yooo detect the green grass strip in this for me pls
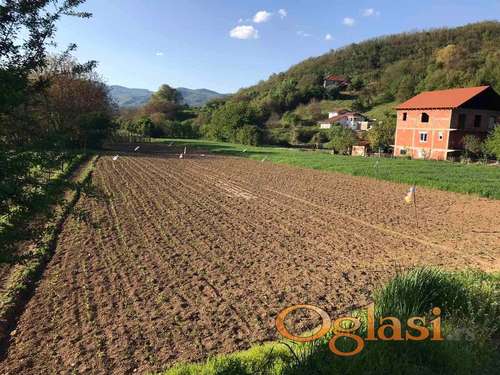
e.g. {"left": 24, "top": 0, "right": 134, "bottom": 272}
{"left": 0, "top": 155, "right": 99, "bottom": 346}
{"left": 154, "top": 138, "right": 500, "bottom": 199}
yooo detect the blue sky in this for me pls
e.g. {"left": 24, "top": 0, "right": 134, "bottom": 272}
{"left": 53, "top": 0, "right": 500, "bottom": 93}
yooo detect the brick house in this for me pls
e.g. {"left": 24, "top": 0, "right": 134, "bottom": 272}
{"left": 393, "top": 86, "right": 500, "bottom": 160}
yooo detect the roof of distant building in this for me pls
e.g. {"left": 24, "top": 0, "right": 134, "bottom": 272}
{"left": 396, "top": 86, "right": 491, "bottom": 110}
{"left": 324, "top": 74, "right": 349, "bottom": 82}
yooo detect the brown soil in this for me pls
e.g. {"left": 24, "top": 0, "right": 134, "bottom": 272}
{"left": 1, "top": 148, "right": 499, "bottom": 374}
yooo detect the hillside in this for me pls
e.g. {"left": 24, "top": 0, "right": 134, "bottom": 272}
{"left": 109, "top": 85, "right": 153, "bottom": 107}
{"left": 177, "top": 87, "right": 227, "bottom": 107}
{"left": 200, "top": 21, "right": 500, "bottom": 146}
{"left": 109, "top": 85, "right": 226, "bottom": 108}
{"left": 238, "top": 21, "right": 500, "bottom": 103}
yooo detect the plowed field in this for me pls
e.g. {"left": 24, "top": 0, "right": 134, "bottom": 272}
{"left": 2, "top": 147, "right": 499, "bottom": 374}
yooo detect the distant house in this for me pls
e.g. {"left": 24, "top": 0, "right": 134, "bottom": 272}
{"left": 319, "top": 111, "right": 371, "bottom": 131}
{"left": 323, "top": 74, "right": 350, "bottom": 89}
{"left": 394, "top": 86, "right": 500, "bottom": 160}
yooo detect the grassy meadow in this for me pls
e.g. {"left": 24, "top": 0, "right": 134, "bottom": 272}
{"left": 155, "top": 139, "right": 500, "bottom": 199}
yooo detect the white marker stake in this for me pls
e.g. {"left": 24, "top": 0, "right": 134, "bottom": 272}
{"left": 183, "top": 146, "right": 187, "bottom": 155}
{"left": 242, "top": 149, "right": 247, "bottom": 153}
{"left": 134, "top": 146, "right": 140, "bottom": 152}
{"left": 179, "top": 153, "right": 183, "bottom": 159}
{"left": 261, "top": 156, "right": 267, "bottom": 162}
{"left": 112, "top": 155, "right": 119, "bottom": 161}
{"left": 168, "top": 142, "right": 174, "bottom": 147}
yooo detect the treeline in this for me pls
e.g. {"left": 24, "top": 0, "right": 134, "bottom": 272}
{"left": 116, "top": 84, "right": 199, "bottom": 139}
{"left": 196, "top": 21, "right": 500, "bottom": 147}
{"left": 0, "top": 1, "right": 115, "bottom": 237}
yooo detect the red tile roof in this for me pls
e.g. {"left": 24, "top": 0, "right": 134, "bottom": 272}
{"left": 324, "top": 74, "right": 349, "bottom": 82}
{"left": 396, "top": 86, "right": 490, "bottom": 110}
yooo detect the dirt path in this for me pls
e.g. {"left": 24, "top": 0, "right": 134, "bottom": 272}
{"left": 1, "top": 152, "right": 499, "bottom": 374}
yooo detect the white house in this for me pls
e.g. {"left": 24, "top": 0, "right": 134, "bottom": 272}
{"left": 319, "top": 112, "right": 371, "bottom": 130}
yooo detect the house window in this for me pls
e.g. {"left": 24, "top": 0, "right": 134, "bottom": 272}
{"left": 400, "top": 148, "right": 407, "bottom": 155}
{"left": 402, "top": 112, "right": 408, "bottom": 121}
{"left": 419, "top": 132, "right": 428, "bottom": 142}
{"left": 458, "top": 114, "right": 466, "bottom": 129}
{"left": 438, "top": 131, "right": 444, "bottom": 141}
{"left": 421, "top": 113, "right": 429, "bottom": 123}
{"left": 474, "top": 115, "right": 482, "bottom": 128}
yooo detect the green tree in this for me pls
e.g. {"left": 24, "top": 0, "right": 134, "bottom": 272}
{"left": 208, "top": 101, "right": 259, "bottom": 142}
{"left": 0, "top": 1, "right": 90, "bottom": 206}
{"left": 463, "top": 135, "right": 484, "bottom": 159}
{"left": 153, "top": 84, "right": 182, "bottom": 104}
{"left": 1, "top": 0, "right": 91, "bottom": 145}
{"left": 142, "top": 85, "right": 182, "bottom": 121}
{"left": 367, "top": 112, "right": 397, "bottom": 151}
{"left": 234, "top": 125, "right": 262, "bottom": 145}
{"left": 310, "top": 131, "right": 328, "bottom": 148}
{"left": 281, "top": 111, "right": 302, "bottom": 127}
{"left": 484, "top": 127, "right": 500, "bottom": 158}
{"left": 137, "top": 117, "right": 154, "bottom": 137}
{"left": 77, "top": 112, "right": 116, "bottom": 150}
{"left": 327, "top": 126, "right": 356, "bottom": 154}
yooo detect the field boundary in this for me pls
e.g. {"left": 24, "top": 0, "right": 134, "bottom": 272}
{"left": 153, "top": 139, "right": 500, "bottom": 200}
{"left": 0, "top": 155, "right": 99, "bottom": 354}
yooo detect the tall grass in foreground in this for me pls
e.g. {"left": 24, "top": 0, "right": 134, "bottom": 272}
{"left": 163, "top": 268, "right": 500, "bottom": 375}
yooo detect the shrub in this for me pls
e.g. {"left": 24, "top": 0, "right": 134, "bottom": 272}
{"left": 233, "top": 125, "right": 262, "bottom": 146}
{"left": 264, "top": 129, "right": 290, "bottom": 146}
{"left": 485, "top": 126, "right": 500, "bottom": 158}
{"left": 290, "top": 127, "right": 317, "bottom": 145}
{"left": 326, "top": 126, "right": 356, "bottom": 154}
{"left": 463, "top": 134, "right": 484, "bottom": 159}
{"left": 310, "top": 132, "right": 328, "bottom": 146}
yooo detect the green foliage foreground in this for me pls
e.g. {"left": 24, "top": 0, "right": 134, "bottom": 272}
{"left": 155, "top": 139, "right": 500, "bottom": 199}
{"left": 162, "top": 268, "right": 500, "bottom": 375}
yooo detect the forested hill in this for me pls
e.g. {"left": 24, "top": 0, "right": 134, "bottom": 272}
{"left": 236, "top": 21, "right": 500, "bottom": 106}
{"left": 198, "top": 21, "right": 500, "bottom": 146}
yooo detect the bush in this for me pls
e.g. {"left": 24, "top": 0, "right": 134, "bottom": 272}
{"left": 373, "top": 268, "right": 499, "bottom": 325}
{"left": 310, "top": 132, "right": 328, "bottom": 146}
{"left": 463, "top": 134, "right": 484, "bottom": 159}
{"left": 485, "top": 126, "right": 500, "bottom": 158}
{"left": 232, "top": 125, "right": 262, "bottom": 146}
{"left": 264, "top": 129, "right": 290, "bottom": 146}
{"left": 290, "top": 127, "right": 317, "bottom": 145}
{"left": 326, "top": 126, "right": 356, "bottom": 154}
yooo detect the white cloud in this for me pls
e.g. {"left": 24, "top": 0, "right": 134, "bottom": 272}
{"left": 362, "top": 8, "right": 380, "bottom": 17}
{"left": 278, "top": 9, "right": 287, "bottom": 19}
{"left": 325, "top": 33, "right": 333, "bottom": 41}
{"left": 155, "top": 51, "right": 164, "bottom": 56}
{"left": 253, "top": 10, "right": 272, "bottom": 23}
{"left": 343, "top": 17, "right": 355, "bottom": 26}
{"left": 297, "top": 30, "right": 312, "bottom": 38}
{"left": 230, "top": 25, "right": 259, "bottom": 40}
